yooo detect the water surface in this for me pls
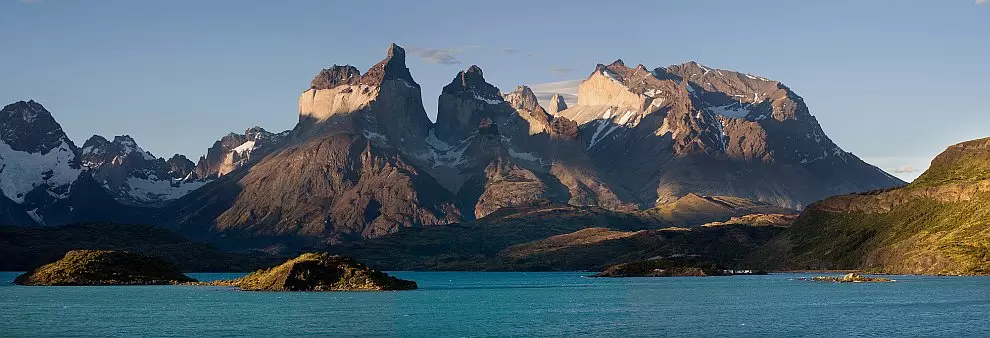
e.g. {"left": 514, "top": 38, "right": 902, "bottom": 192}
{"left": 1, "top": 272, "right": 988, "bottom": 336}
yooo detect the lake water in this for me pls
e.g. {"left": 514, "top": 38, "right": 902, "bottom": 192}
{"left": 1, "top": 271, "right": 988, "bottom": 337}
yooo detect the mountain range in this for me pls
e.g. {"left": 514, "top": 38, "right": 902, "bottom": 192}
{"left": 0, "top": 43, "right": 902, "bottom": 253}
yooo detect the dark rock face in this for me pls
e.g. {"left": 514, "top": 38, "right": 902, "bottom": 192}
{"left": 359, "top": 43, "right": 416, "bottom": 86}
{"left": 549, "top": 117, "right": 579, "bottom": 140}
{"left": 229, "top": 253, "right": 416, "bottom": 291}
{"left": 166, "top": 154, "right": 196, "bottom": 179}
{"left": 13, "top": 250, "right": 196, "bottom": 286}
{"left": 0, "top": 101, "right": 76, "bottom": 154}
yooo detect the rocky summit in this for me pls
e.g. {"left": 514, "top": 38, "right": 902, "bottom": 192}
{"left": 14, "top": 250, "right": 196, "bottom": 286}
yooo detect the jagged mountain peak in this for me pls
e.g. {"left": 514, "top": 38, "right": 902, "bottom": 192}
{"left": 548, "top": 94, "right": 568, "bottom": 115}
{"left": 362, "top": 43, "right": 416, "bottom": 86}
{"left": 165, "top": 154, "right": 196, "bottom": 180}
{"left": 442, "top": 65, "right": 502, "bottom": 102}
{"left": 0, "top": 100, "right": 76, "bottom": 154}
{"left": 503, "top": 85, "right": 545, "bottom": 114}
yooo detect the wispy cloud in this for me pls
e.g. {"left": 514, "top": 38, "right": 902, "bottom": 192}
{"left": 406, "top": 46, "right": 480, "bottom": 65}
{"left": 890, "top": 165, "right": 920, "bottom": 174}
{"left": 548, "top": 68, "right": 576, "bottom": 76}
{"left": 977, "top": 0, "right": 988, "bottom": 4}
{"left": 529, "top": 79, "right": 582, "bottom": 106}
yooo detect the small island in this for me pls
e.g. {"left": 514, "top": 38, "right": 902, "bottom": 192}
{"left": 204, "top": 253, "right": 417, "bottom": 291}
{"left": 14, "top": 250, "right": 196, "bottom": 286}
{"left": 809, "top": 273, "right": 893, "bottom": 283}
{"left": 592, "top": 259, "right": 744, "bottom": 277}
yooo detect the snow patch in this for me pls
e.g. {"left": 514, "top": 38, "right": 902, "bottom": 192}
{"left": 125, "top": 177, "right": 209, "bottom": 203}
{"left": 474, "top": 94, "right": 502, "bottom": 105}
{"left": 26, "top": 208, "right": 43, "bottom": 225}
{"left": 362, "top": 130, "right": 387, "bottom": 143}
{"left": 587, "top": 120, "right": 621, "bottom": 150}
{"left": 0, "top": 139, "right": 81, "bottom": 203}
{"left": 617, "top": 110, "right": 635, "bottom": 125}
{"left": 508, "top": 148, "right": 543, "bottom": 164}
{"left": 232, "top": 140, "right": 256, "bottom": 154}
{"left": 708, "top": 104, "right": 752, "bottom": 119}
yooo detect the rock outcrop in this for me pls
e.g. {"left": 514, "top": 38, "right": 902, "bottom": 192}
{"left": 225, "top": 253, "right": 416, "bottom": 291}
{"left": 13, "top": 250, "right": 196, "bottom": 286}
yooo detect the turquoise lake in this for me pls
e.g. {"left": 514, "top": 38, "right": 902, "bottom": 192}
{"left": 1, "top": 271, "right": 988, "bottom": 336}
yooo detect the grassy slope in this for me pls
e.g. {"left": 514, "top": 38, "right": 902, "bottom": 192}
{"left": 750, "top": 137, "right": 990, "bottom": 275}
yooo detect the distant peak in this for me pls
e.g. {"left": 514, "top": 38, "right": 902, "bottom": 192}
{"left": 466, "top": 65, "right": 483, "bottom": 75}
{"left": 361, "top": 43, "right": 414, "bottom": 85}
{"left": 83, "top": 135, "right": 110, "bottom": 147}
{"left": 609, "top": 59, "right": 625, "bottom": 67}
{"left": 387, "top": 43, "right": 405, "bottom": 58}
{"left": 511, "top": 85, "right": 534, "bottom": 95}
{"left": 113, "top": 135, "right": 136, "bottom": 144}
{"left": 503, "top": 85, "right": 544, "bottom": 113}
{"left": 548, "top": 93, "right": 568, "bottom": 115}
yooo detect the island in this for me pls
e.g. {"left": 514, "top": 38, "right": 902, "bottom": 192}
{"left": 592, "top": 259, "right": 742, "bottom": 277}
{"left": 204, "top": 253, "right": 418, "bottom": 291}
{"left": 810, "top": 273, "right": 893, "bottom": 283}
{"left": 13, "top": 250, "right": 196, "bottom": 286}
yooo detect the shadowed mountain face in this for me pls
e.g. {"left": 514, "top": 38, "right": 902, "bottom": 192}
{"left": 748, "top": 137, "right": 990, "bottom": 275}
{"left": 2, "top": 44, "right": 901, "bottom": 253}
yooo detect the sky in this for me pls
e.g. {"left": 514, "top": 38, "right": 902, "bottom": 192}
{"left": 1, "top": 0, "right": 988, "bottom": 182}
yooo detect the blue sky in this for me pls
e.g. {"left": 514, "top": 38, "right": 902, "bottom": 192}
{"left": 1, "top": 0, "right": 987, "bottom": 181}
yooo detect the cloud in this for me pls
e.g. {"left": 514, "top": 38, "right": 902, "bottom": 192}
{"left": 529, "top": 79, "right": 583, "bottom": 106}
{"left": 406, "top": 46, "right": 479, "bottom": 65}
{"left": 890, "top": 165, "right": 920, "bottom": 174}
{"left": 977, "top": 0, "right": 988, "bottom": 4}
{"left": 548, "top": 68, "right": 576, "bottom": 75}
